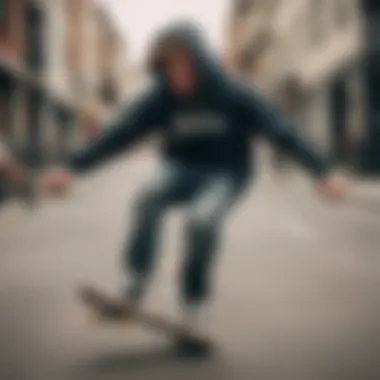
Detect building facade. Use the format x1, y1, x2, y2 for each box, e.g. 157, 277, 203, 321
41, 0, 78, 163
77, 2, 128, 133
0, 0, 129, 164
226, 0, 380, 173
224, 0, 279, 92
0, 0, 48, 168
0, 0, 129, 204
271, 0, 365, 168
0, 0, 26, 147
361, 0, 380, 173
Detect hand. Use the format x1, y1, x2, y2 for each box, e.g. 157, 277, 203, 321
40, 167, 72, 196
316, 172, 348, 201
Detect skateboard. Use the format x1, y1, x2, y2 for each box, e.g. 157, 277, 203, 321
78, 284, 213, 356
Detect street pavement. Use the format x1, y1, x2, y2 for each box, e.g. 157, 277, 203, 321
1, 150, 380, 380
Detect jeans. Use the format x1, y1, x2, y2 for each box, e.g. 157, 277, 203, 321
123, 161, 246, 304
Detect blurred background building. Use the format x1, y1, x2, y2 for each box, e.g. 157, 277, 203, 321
225, 0, 380, 175
0, 0, 130, 175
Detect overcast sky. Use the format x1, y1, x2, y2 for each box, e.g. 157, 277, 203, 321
99, 0, 230, 64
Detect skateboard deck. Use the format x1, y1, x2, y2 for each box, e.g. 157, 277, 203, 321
78, 284, 195, 340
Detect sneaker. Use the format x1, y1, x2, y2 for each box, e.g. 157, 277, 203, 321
173, 334, 214, 358
180, 302, 210, 338
175, 302, 214, 357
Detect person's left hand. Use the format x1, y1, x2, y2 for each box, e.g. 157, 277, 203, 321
316, 172, 348, 201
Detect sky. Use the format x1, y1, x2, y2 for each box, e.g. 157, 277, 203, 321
98, 0, 230, 64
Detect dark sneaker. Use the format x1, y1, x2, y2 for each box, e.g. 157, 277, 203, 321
173, 334, 215, 358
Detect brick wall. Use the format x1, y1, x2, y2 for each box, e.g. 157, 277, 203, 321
0, 0, 25, 62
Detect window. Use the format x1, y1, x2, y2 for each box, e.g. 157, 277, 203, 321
99, 77, 118, 105
239, 44, 255, 73
25, 2, 45, 72
0, 0, 9, 32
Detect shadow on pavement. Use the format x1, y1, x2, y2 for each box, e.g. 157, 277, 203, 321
74, 345, 230, 379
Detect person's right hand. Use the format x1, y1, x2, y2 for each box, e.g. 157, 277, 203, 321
40, 167, 72, 196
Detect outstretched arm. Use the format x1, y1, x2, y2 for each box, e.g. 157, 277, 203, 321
68, 86, 166, 173
233, 84, 346, 199
237, 85, 330, 177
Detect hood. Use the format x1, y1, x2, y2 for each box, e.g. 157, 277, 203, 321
148, 22, 224, 92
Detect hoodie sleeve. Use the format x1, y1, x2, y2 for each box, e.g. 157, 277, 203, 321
235, 84, 331, 178
67, 86, 166, 173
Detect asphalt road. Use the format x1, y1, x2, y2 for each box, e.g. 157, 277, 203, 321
1, 151, 380, 380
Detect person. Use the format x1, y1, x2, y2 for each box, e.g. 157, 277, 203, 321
41, 23, 345, 354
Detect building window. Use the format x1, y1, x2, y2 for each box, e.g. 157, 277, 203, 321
239, 44, 254, 73
0, 0, 9, 32
25, 2, 45, 72
99, 77, 118, 105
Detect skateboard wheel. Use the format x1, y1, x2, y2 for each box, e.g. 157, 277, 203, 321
173, 336, 214, 358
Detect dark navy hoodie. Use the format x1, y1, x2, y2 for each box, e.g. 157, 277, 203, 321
68, 23, 330, 178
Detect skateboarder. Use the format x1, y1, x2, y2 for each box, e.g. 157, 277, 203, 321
41, 23, 345, 353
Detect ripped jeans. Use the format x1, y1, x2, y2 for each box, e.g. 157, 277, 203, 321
123, 160, 247, 304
